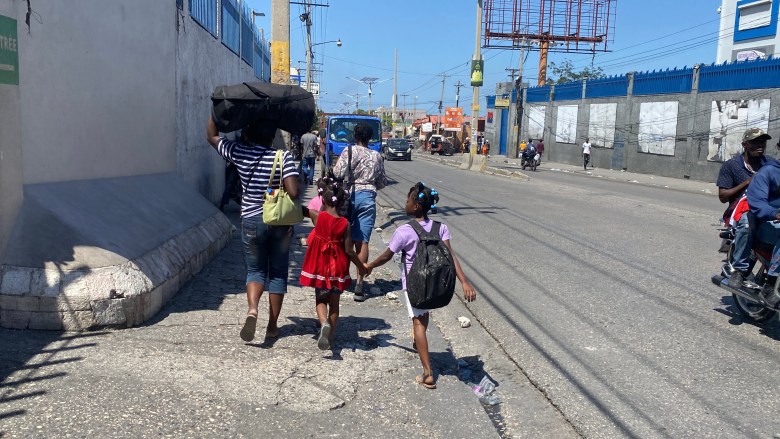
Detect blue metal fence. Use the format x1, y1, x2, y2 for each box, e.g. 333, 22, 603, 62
189, 0, 217, 37
526, 86, 551, 103
240, 5, 253, 65
633, 67, 693, 96
221, 0, 240, 55
585, 75, 628, 98
553, 81, 582, 101
699, 57, 780, 92
187, 0, 274, 83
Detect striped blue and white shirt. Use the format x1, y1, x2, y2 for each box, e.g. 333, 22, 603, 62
217, 137, 299, 218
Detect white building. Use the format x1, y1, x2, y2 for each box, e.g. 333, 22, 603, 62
717, 0, 780, 63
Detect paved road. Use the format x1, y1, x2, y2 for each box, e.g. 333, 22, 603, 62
379, 155, 780, 438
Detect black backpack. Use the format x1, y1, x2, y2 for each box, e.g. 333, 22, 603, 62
402, 221, 457, 309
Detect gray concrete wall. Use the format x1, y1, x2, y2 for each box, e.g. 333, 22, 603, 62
520, 79, 780, 183
0, 2, 23, 263
15, 1, 177, 184
174, 5, 259, 202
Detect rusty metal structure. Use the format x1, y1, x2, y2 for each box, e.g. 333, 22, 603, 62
484, 0, 616, 85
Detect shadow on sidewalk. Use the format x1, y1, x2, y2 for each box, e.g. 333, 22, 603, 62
0, 331, 107, 427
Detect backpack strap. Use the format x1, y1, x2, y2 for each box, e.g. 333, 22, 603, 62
408, 220, 440, 241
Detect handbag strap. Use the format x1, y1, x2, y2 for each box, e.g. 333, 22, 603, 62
347, 144, 355, 220
266, 149, 283, 192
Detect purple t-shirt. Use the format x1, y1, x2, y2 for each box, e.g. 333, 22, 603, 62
388, 220, 451, 289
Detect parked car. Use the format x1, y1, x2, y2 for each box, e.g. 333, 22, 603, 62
382, 138, 412, 161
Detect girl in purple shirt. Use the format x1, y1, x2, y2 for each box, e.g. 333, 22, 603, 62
366, 182, 476, 389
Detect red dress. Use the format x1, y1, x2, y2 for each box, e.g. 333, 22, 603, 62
300, 211, 352, 290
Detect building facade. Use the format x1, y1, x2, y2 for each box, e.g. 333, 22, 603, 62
717, 0, 780, 62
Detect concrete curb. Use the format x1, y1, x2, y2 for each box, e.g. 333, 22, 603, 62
0, 212, 232, 331
415, 151, 530, 181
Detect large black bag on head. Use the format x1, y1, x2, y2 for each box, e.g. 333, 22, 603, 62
402, 221, 457, 310
211, 82, 315, 136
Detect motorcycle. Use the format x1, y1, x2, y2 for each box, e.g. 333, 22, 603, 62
521, 149, 541, 171
711, 221, 779, 322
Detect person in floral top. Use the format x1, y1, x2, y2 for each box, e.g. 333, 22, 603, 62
333, 123, 387, 301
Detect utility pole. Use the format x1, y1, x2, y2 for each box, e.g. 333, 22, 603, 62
467, 0, 483, 169
302, 1, 330, 96
392, 49, 398, 124
514, 36, 527, 159
438, 73, 447, 134
271, 0, 289, 85
342, 93, 361, 113
401, 93, 408, 135
271, 0, 290, 149
304, 1, 312, 94
505, 68, 521, 81
454, 80, 464, 108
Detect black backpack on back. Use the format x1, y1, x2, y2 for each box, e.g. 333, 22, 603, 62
402, 221, 457, 309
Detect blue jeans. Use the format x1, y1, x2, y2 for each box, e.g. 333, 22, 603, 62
350, 190, 377, 243
731, 214, 751, 272
757, 220, 780, 276
302, 157, 315, 184
241, 215, 293, 293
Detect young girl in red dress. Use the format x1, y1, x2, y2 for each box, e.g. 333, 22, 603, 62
301, 176, 366, 350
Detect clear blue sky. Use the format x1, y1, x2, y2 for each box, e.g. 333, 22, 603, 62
245, 1, 724, 116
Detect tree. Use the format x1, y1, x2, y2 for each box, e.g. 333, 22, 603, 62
546, 60, 605, 85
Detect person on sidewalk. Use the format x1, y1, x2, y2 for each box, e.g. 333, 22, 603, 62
482, 140, 490, 157
300, 130, 319, 185
718, 128, 771, 287
206, 116, 300, 342
365, 183, 476, 389
333, 123, 386, 302
300, 175, 366, 350
536, 139, 545, 160
582, 138, 592, 170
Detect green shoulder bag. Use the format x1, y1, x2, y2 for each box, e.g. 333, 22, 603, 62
263, 150, 303, 225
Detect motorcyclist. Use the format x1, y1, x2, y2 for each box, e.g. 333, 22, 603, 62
522, 141, 537, 164
744, 129, 780, 306
719, 128, 771, 288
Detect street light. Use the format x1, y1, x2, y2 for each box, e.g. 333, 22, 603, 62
306, 39, 342, 96
251, 10, 265, 28
346, 76, 389, 114
313, 39, 342, 48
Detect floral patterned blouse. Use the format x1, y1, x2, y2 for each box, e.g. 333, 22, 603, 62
332, 145, 387, 193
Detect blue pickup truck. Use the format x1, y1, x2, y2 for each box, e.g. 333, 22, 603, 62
321, 114, 382, 174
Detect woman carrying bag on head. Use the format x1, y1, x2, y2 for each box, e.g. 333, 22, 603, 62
332, 123, 386, 302
207, 116, 301, 342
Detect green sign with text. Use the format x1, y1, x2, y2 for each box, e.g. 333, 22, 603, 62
0, 15, 19, 85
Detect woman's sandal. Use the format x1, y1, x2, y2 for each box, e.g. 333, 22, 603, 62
415, 374, 436, 390
240, 314, 257, 342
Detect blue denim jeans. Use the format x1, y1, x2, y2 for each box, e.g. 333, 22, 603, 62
731, 214, 751, 272
241, 215, 293, 293
349, 190, 377, 243
756, 220, 780, 276
302, 156, 316, 184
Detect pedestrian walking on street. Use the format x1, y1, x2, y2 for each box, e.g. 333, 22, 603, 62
300, 130, 319, 185
482, 140, 490, 157
366, 183, 476, 390
582, 137, 592, 170
333, 123, 386, 302
300, 176, 366, 350
206, 116, 300, 342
